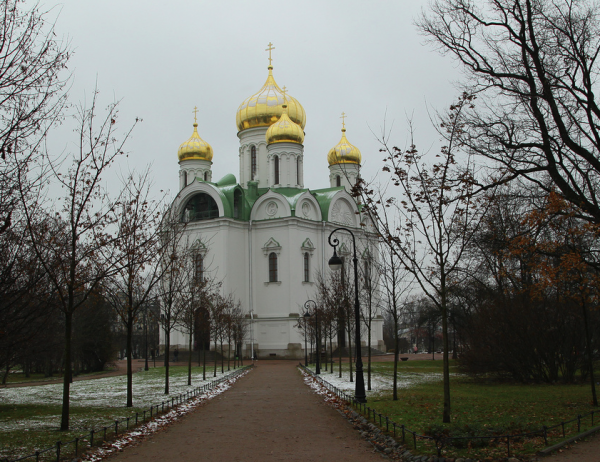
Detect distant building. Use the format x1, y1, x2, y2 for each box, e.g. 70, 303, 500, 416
162, 49, 384, 359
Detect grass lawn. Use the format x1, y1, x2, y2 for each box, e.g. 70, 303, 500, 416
0, 365, 244, 461
318, 359, 599, 459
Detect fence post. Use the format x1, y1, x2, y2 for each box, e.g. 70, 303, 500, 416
507, 435, 510, 457
402, 425, 405, 444
90, 429, 94, 447
55, 441, 61, 462
393, 422, 396, 437
103, 427, 107, 441
543, 426, 548, 446
75, 437, 79, 456
578, 415, 582, 433
127, 417, 130, 430
413, 432, 417, 449
35, 451, 40, 462
115, 420, 119, 436
386, 416, 389, 432
561, 422, 565, 438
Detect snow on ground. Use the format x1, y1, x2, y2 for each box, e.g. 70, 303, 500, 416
0, 367, 248, 432
302, 365, 459, 398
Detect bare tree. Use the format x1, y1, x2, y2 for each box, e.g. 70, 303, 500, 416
361, 95, 489, 423
157, 218, 189, 395
419, 0, 600, 226
0, 0, 70, 234
18, 93, 137, 430
105, 167, 166, 407
378, 244, 412, 400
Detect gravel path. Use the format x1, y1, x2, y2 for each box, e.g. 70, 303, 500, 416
105, 360, 384, 462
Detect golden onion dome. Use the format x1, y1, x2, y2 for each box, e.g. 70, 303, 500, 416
266, 105, 305, 145
236, 66, 306, 132
177, 122, 213, 162
327, 127, 362, 166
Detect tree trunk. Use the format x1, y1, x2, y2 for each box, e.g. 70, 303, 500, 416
582, 300, 598, 406
368, 321, 372, 391
126, 311, 134, 407
441, 290, 451, 423
187, 331, 193, 386
213, 337, 218, 377
164, 327, 170, 395
60, 311, 73, 430
202, 337, 207, 380
347, 318, 353, 383
393, 315, 400, 400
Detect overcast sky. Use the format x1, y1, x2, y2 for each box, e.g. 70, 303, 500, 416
41, 0, 461, 199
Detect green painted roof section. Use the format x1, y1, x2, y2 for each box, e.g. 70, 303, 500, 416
203, 176, 346, 222
311, 187, 345, 221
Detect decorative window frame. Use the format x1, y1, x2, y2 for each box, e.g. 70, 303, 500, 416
300, 238, 315, 256
263, 237, 282, 285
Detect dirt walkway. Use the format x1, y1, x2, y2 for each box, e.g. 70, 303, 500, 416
106, 360, 383, 462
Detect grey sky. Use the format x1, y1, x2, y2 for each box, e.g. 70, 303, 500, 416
43, 0, 460, 198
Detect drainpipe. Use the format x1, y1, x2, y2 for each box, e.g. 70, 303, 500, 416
249, 219, 254, 361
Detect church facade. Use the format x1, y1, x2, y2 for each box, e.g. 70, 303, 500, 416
163, 49, 384, 359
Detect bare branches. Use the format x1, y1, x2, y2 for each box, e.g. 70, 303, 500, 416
418, 0, 600, 224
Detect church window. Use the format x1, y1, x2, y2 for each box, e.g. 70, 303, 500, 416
181, 193, 219, 222
251, 146, 257, 180
183, 171, 188, 188
336, 175, 341, 187
194, 253, 204, 282
297, 157, 301, 185
303, 252, 310, 282
274, 155, 280, 185
204, 171, 208, 181
233, 189, 242, 219
268, 252, 278, 282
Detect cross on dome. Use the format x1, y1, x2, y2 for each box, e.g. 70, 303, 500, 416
193, 106, 199, 124
340, 112, 347, 130
265, 42, 275, 67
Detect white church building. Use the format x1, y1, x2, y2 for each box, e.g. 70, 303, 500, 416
162, 49, 384, 359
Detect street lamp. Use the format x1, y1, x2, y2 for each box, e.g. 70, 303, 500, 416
328, 227, 367, 403
303, 310, 311, 367
304, 300, 321, 374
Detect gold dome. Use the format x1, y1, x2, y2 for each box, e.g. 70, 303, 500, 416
236, 66, 306, 131
178, 122, 213, 162
327, 128, 362, 166
266, 105, 305, 145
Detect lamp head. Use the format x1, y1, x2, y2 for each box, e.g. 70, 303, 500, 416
328, 248, 343, 271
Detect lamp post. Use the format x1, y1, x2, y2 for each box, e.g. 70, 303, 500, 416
304, 300, 320, 374
303, 311, 310, 367
328, 227, 366, 403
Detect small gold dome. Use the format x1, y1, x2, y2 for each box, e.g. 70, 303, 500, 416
327, 128, 362, 166
236, 66, 306, 131
266, 106, 305, 145
178, 123, 213, 162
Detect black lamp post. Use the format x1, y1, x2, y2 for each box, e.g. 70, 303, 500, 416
304, 299, 321, 374
303, 310, 310, 367
328, 227, 367, 403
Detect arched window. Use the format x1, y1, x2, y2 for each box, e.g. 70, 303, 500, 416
204, 171, 208, 181
233, 189, 242, 219
251, 146, 257, 180
183, 171, 188, 188
336, 175, 341, 187
297, 157, 301, 185
274, 155, 280, 185
181, 193, 219, 222
194, 253, 204, 282
268, 252, 278, 282
364, 258, 371, 291
303, 252, 310, 282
